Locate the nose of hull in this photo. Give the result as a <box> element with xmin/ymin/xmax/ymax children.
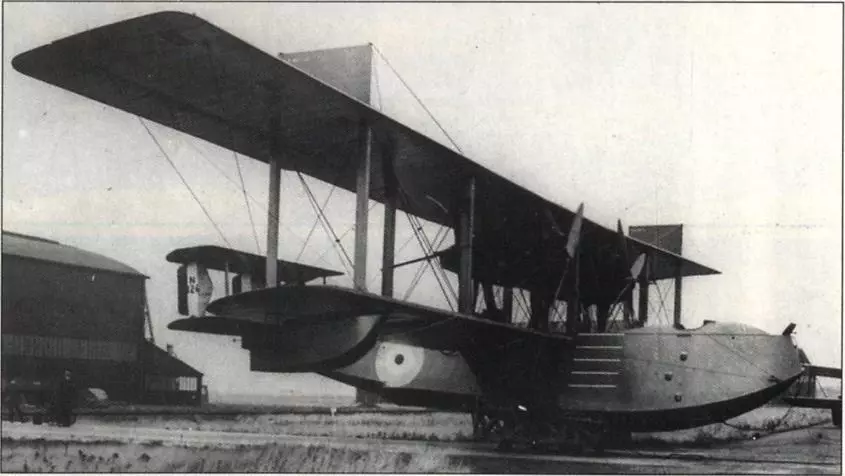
<box><xmin>562</xmin><ymin>322</ymin><xmax>804</xmax><ymax>431</ymax></box>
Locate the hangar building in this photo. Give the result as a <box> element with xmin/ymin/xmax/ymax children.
<box><xmin>2</xmin><ymin>231</ymin><xmax>202</xmax><ymax>405</ymax></box>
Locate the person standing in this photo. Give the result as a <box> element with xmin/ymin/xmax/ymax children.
<box><xmin>4</xmin><ymin>376</ymin><xmax>27</xmax><ymax>422</ymax></box>
<box><xmin>53</xmin><ymin>369</ymin><xmax>77</xmax><ymax>427</ymax></box>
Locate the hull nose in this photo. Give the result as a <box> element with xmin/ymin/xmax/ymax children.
<box><xmin>589</xmin><ymin>322</ymin><xmax>806</xmax><ymax>431</ymax></box>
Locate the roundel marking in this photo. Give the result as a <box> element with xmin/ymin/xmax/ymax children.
<box><xmin>374</xmin><ymin>342</ymin><xmax>425</xmax><ymax>387</ymax></box>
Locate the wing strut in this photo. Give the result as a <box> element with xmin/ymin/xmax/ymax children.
<box><xmin>458</xmin><ymin>177</ymin><xmax>476</xmax><ymax>313</ymax></box>
<box><xmin>354</xmin><ymin>121</ymin><xmax>373</xmax><ymax>291</ymax></box>
<box><xmin>266</xmin><ymin>96</ymin><xmax>282</xmax><ymax>288</ymax></box>
<box><xmin>673</xmin><ymin>262</ymin><xmax>683</xmax><ymax>329</ymax></box>
<box><xmin>381</xmin><ymin>142</ymin><xmax>398</xmax><ymax>297</ymax></box>
<box><xmin>637</xmin><ymin>255</ymin><xmax>650</xmax><ymax>326</ymax></box>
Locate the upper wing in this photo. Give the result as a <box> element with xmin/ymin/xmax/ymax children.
<box><xmin>13</xmin><ymin>11</ymin><xmax>718</xmax><ymax>296</ymax></box>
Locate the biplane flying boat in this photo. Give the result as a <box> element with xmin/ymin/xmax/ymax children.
<box><xmin>13</xmin><ymin>11</ymin><xmax>808</xmax><ymax>450</ymax></box>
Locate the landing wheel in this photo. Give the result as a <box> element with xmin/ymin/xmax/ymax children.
<box><xmin>832</xmin><ymin>406</ymin><xmax>841</xmax><ymax>428</ymax></box>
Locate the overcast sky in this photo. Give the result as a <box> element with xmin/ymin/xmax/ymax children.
<box><xmin>3</xmin><ymin>3</ymin><xmax>841</xmax><ymax>397</ymax></box>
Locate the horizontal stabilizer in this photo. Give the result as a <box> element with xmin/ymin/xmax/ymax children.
<box><xmin>167</xmin><ymin>245</ymin><xmax>342</xmax><ymax>284</ymax></box>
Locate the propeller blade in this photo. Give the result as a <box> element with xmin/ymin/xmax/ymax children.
<box><xmin>630</xmin><ymin>253</ymin><xmax>647</xmax><ymax>279</ymax></box>
<box><xmin>617</xmin><ymin>219</ymin><xmax>629</xmax><ymax>261</ymax></box>
<box><xmin>544</xmin><ymin>208</ymin><xmax>565</xmax><ymax>237</ymax></box>
<box><xmin>565</xmin><ymin>203</ymin><xmax>584</xmax><ymax>258</ymax></box>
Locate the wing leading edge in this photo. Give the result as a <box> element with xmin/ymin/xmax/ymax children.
<box><xmin>169</xmin><ymin>284</ymin><xmax>572</xmax><ymax>352</ymax></box>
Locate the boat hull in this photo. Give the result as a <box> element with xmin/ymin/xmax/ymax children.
<box><xmin>328</xmin><ymin>321</ymin><xmax>803</xmax><ymax>430</ymax></box>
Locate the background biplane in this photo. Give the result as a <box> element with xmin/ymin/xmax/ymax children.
<box><xmin>12</xmin><ymin>11</ymin><xmax>822</xmax><ymax>449</ymax></box>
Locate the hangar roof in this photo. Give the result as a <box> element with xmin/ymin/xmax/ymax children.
<box><xmin>143</xmin><ymin>341</ymin><xmax>203</xmax><ymax>378</ymax></box>
<box><xmin>2</xmin><ymin>231</ymin><xmax>147</xmax><ymax>278</ymax></box>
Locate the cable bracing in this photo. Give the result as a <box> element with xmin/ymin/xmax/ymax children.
<box><xmin>139</xmin><ymin>118</ymin><xmax>234</xmax><ymax>250</ymax></box>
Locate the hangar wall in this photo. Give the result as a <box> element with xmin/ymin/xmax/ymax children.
<box><xmin>2</xmin><ymin>231</ymin><xmax>202</xmax><ymax>404</ymax></box>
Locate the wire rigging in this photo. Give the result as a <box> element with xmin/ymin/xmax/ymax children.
<box><xmin>233</xmin><ymin>151</ymin><xmax>262</xmax><ymax>255</ymax></box>
<box><xmin>296</xmin><ymin>172</ymin><xmax>355</xmax><ymax>276</ymax></box>
<box><xmin>296</xmin><ymin>182</ymin><xmax>339</xmax><ymax>262</ymax></box>
<box><xmin>203</xmin><ymin>40</ymin><xmax>262</xmax><ymax>254</ymax></box>
<box><xmin>401</xmin><ymin>210</ymin><xmax>456</xmax><ymax>311</ymax></box>
<box><xmin>139</xmin><ymin>118</ymin><xmax>234</xmax><ymax>249</ymax></box>
<box><xmin>402</xmin><ymin>227</ymin><xmax>451</xmax><ymax>301</ymax></box>
<box><xmin>372</xmin><ymin>45</ymin><xmax>464</xmax><ymax>154</ymax></box>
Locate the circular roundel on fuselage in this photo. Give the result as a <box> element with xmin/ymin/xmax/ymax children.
<box><xmin>374</xmin><ymin>342</ymin><xmax>425</xmax><ymax>387</ymax></box>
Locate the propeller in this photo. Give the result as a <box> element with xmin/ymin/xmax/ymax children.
<box><xmin>565</xmin><ymin>203</ymin><xmax>585</xmax><ymax>258</ymax></box>
<box><xmin>547</xmin><ymin>203</ymin><xmax>585</xmax><ymax>316</ymax></box>
<box><xmin>629</xmin><ymin>253</ymin><xmax>646</xmax><ymax>280</ymax></box>
<box><xmin>544</xmin><ymin>202</ymin><xmax>585</xmax><ymax>258</ymax></box>
<box><xmin>611</xmin><ymin>220</ymin><xmax>647</xmax><ymax>329</ymax></box>
<box><xmin>616</xmin><ymin>219</ymin><xmax>646</xmax><ymax>280</ymax></box>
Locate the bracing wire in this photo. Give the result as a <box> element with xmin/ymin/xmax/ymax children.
<box><xmin>139</xmin><ymin>118</ymin><xmax>234</xmax><ymax>249</ymax></box>
<box><xmin>232</xmin><ymin>151</ymin><xmax>262</xmax><ymax>255</ymax></box>
<box><xmin>515</xmin><ymin>289</ymin><xmax>531</xmax><ymax>325</ymax></box>
<box><xmin>183</xmin><ymin>139</ymin><xmax>305</xmax><ymax>245</ymax></box>
<box><xmin>652</xmin><ymin>280</ymin><xmax>673</xmax><ymax>326</ymax></box>
<box><xmin>408</xmin><ymin>223</ymin><xmax>453</xmax><ymax>299</ymax></box>
<box><xmin>371</xmin><ymin>45</ymin><xmax>464</xmax><ymax>154</ymax></box>
<box><xmin>296</xmin><ymin>183</ymin><xmax>339</xmax><ymax>262</ymax></box>
<box><xmin>202</xmin><ymin>40</ymin><xmax>261</xmax><ymax>254</ymax></box>
<box><xmin>296</xmin><ymin>172</ymin><xmax>355</xmax><ymax>276</ymax></box>
<box><xmin>403</xmin><ymin>227</ymin><xmax>450</xmax><ymax>300</ymax></box>
<box><xmin>402</xmin><ymin>226</ymin><xmax>442</xmax><ymax>294</ymax></box>
<box><xmin>310</xmin><ymin>201</ymin><xmax>378</xmax><ymax>266</ymax></box>
<box><xmin>402</xmin><ymin>213</ymin><xmax>456</xmax><ymax>311</ymax></box>
<box><xmin>395</xmin><ymin>229</ymin><xmax>423</xmax><ymax>256</ymax></box>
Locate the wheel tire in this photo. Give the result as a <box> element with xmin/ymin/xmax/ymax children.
<box><xmin>832</xmin><ymin>406</ymin><xmax>841</xmax><ymax>428</ymax></box>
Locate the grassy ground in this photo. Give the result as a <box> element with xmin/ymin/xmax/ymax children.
<box><xmin>92</xmin><ymin>411</ymin><xmax>476</xmax><ymax>442</ymax></box>
<box><xmin>88</xmin><ymin>404</ymin><xmax>831</xmax><ymax>446</ymax></box>
<box><xmin>633</xmin><ymin>406</ymin><xmax>832</xmax><ymax>447</ymax></box>
<box><xmin>1</xmin><ymin>405</ymin><xmax>835</xmax><ymax>473</ymax></box>
<box><xmin>0</xmin><ymin>439</ymin><xmax>469</xmax><ymax>473</ymax></box>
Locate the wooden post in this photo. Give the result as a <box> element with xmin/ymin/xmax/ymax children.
<box><xmin>354</xmin><ymin>121</ymin><xmax>373</xmax><ymax>291</ymax></box>
<box><xmin>458</xmin><ymin>177</ymin><xmax>476</xmax><ymax>313</ymax></box>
